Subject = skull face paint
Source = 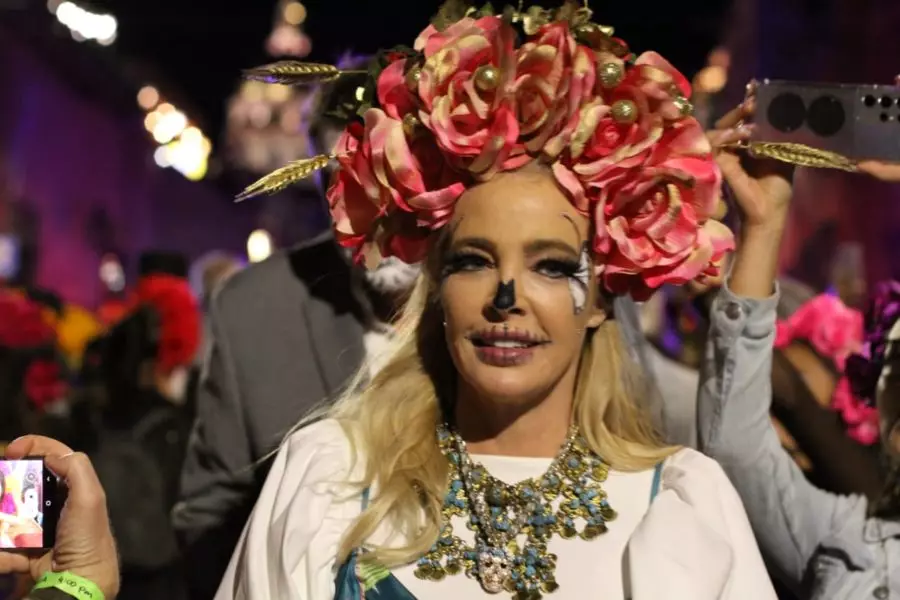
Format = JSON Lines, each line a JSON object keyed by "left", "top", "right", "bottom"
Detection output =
{"left": 493, "top": 280, "right": 516, "bottom": 311}
{"left": 568, "top": 243, "right": 591, "bottom": 314}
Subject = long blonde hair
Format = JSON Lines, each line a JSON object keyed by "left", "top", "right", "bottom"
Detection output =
{"left": 320, "top": 244, "right": 677, "bottom": 566}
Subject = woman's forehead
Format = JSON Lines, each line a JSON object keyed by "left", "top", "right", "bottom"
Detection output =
{"left": 449, "top": 176, "right": 589, "bottom": 244}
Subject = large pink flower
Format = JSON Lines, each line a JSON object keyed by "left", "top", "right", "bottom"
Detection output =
{"left": 557, "top": 119, "right": 732, "bottom": 300}
{"left": 775, "top": 294, "right": 864, "bottom": 370}
{"left": 327, "top": 121, "right": 385, "bottom": 255}
{"left": 326, "top": 110, "right": 467, "bottom": 261}
{"left": 377, "top": 57, "right": 419, "bottom": 120}
{"left": 414, "top": 16, "right": 525, "bottom": 179}
{"left": 513, "top": 23, "right": 596, "bottom": 160}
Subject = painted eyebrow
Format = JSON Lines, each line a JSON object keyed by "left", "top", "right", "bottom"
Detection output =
{"left": 560, "top": 213, "right": 586, "bottom": 248}
{"left": 448, "top": 236, "right": 579, "bottom": 257}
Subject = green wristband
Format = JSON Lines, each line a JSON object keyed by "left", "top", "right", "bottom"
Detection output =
{"left": 32, "top": 571, "right": 104, "bottom": 600}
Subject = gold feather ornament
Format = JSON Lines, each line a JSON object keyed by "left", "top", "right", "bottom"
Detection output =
{"left": 735, "top": 142, "right": 859, "bottom": 172}
{"left": 242, "top": 61, "right": 363, "bottom": 86}
{"left": 236, "top": 155, "right": 334, "bottom": 202}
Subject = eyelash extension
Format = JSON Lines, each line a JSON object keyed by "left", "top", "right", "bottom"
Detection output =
{"left": 441, "top": 251, "right": 492, "bottom": 278}
{"left": 535, "top": 258, "right": 580, "bottom": 278}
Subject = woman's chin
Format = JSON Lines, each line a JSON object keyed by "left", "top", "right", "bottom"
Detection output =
{"left": 459, "top": 364, "right": 553, "bottom": 405}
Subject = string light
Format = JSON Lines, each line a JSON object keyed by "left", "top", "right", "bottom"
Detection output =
{"left": 44, "top": 0, "right": 211, "bottom": 181}
{"left": 142, "top": 97, "right": 212, "bottom": 180}
{"left": 246, "top": 230, "right": 274, "bottom": 263}
{"left": 137, "top": 86, "right": 160, "bottom": 110}
{"left": 52, "top": 1, "right": 117, "bottom": 45}
{"left": 283, "top": 2, "right": 307, "bottom": 25}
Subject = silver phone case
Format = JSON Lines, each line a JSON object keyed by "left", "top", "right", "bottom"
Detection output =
{"left": 753, "top": 79, "right": 900, "bottom": 162}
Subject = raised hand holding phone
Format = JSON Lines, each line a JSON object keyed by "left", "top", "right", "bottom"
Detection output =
{"left": 0, "top": 437, "right": 118, "bottom": 600}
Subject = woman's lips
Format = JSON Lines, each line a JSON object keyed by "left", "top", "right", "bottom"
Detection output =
{"left": 468, "top": 327, "right": 549, "bottom": 367}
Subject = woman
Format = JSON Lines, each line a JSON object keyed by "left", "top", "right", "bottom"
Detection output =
{"left": 219, "top": 3, "right": 775, "bottom": 599}
{"left": 698, "top": 104, "right": 900, "bottom": 596}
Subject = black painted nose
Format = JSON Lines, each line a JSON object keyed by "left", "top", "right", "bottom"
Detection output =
{"left": 492, "top": 280, "right": 516, "bottom": 311}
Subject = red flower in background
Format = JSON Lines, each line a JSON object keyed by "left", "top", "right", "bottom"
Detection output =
{"left": 23, "top": 360, "right": 67, "bottom": 411}
{"left": 130, "top": 275, "right": 201, "bottom": 374}
{"left": 0, "top": 291, "right": 56, "bottom": 349}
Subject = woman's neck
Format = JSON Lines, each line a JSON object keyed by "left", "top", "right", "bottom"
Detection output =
{"left": 453, "top": 384, "right": 573, "bottom": 458}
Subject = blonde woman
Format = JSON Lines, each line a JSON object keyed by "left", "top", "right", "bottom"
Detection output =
{"left": 218, "top": 3, "right": 775, "bottom": 599}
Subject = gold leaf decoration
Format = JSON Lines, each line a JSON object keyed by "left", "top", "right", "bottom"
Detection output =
{"left": 745, "top": 142, "right": 858, "bottom": 172}
{"left": 242, "top": 61, "right": 350, "bottom": 86}
{"left": 431, "top": 0, "right": 473, "bottom": 31}
{"left": 236, "top": 155, "right": 333, "bottom": 202}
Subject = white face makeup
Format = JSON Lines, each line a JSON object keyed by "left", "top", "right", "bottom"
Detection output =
{"left": 568, "top": 243, "right": 591, "bottom": 315}
{"left": 364, "top": 256, "right": 421, "bottom": 295}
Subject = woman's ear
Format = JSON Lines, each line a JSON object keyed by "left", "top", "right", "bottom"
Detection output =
{"left": 586, "top": 292, "right": 611, "bottom": 329}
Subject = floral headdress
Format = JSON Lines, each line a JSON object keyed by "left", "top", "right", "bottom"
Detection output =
{"left": 846, "top": 280, "right": 900, "bottom": 408}
{"left": 239, "top": 0, "right": 733, "bottom": 300}
{"left": 129, "top": 274, "right": 201, "bottom": 375}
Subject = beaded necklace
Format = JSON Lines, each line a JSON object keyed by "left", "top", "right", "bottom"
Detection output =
{"left": 414, "top": 424, "right": 617, "bottom": 599}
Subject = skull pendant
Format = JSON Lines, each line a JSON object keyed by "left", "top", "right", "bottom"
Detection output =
{"left": 477, "top": 550, "right": 510, "bottom": 594}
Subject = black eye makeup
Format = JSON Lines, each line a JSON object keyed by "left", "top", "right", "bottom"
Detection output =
{"left": 534, "top": 257, "right": 581, "bottom": 279}
{"left": 441, "top": 251, "right": 494, "bottom": 278}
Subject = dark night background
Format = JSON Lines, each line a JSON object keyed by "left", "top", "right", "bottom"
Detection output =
{"left": 83, "top": 0, "right": 733, "bottom": 143}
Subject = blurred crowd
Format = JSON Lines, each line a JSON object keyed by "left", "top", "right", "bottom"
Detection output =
{"left": 0, "top": 249, "right": 242, "bottom": 599}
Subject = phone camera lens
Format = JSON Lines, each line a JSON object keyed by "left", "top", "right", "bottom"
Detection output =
{"left": 864, "top": 95, "right": 877, "bottom": 107}
{"left": 881, "top": 96, "right": 894, "bottom": 108}
{"left": 767, "top": 92, "right": 806, "bottom": 133}
{"left": 881, "top": 113, "right": 891, "bottom": 122}
{"left": 807, "top": 95, "right": 845, "bottom": 137}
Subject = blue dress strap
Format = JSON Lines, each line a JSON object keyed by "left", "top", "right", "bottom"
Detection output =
{"left": 649, "top": 462, "right": 663, "bottom": 503}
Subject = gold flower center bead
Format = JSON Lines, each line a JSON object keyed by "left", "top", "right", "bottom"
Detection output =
{"left": 611, "top": 99, "right": 638, "bottom": 124}
{"left": 474, "top": 65, "right": 500, "bottom": 92}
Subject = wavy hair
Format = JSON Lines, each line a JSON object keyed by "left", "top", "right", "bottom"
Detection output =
{"left": 300, "top": 230, "right": 678, "bottom": 567}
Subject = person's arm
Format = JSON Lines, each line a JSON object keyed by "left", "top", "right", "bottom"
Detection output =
{"left": 172, "top": 294, "right": 257, "bottom": 598}
{"left": 699, "top": 97, "right": 868, "bottom": 590}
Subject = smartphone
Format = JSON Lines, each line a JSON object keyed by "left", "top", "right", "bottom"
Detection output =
{"left": 0, "top": 459, "right": 60, "bottom": 550}
{"left": 753, "top": 79, "right": 900, "bottom": 162}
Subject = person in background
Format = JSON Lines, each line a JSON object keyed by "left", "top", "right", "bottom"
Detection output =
{"left": 698, "top": 87, "right": 900, "bottom": 596}
{"left": 172, "top": 54, "right": 422, "bottom": 599}
{"left": 82, "top": 250, "right": 200, "bottom": 600}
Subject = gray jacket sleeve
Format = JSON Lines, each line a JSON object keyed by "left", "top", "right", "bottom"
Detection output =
{"left": 698, "top": 282, "right": 865, "bottom": 587}
{"left": 173, "top": 295, "right": 256, "bottom": 541}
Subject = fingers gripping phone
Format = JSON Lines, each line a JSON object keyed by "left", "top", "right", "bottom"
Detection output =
{"left": 0, "top": 458, "right": 60, "bottom": 550}
{"left": 753, "top": 79, "right": 900, "bottom": 162}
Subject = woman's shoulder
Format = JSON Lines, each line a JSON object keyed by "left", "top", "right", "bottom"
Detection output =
{"left": 274, "top": 418, "right": 359, "bottom": 491}
{"left": 659, "top": 447, "right": 737, "bottom": 496}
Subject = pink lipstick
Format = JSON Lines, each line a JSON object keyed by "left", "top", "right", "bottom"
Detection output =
{"left": 467, "top": 327, "right": 550, "bottom": 367}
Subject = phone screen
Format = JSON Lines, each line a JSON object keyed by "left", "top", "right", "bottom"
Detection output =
{"left": 0, "top": 459, "right": 59, "bottom": 549}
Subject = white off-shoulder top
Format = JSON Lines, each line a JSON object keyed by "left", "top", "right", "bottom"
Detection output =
{"left": 216, "top": 420, "right": 776, "bottom": 600}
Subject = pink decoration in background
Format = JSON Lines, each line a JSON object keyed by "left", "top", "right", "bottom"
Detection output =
{"left": 775, "top": 293, "right": 877, "bottom": 445}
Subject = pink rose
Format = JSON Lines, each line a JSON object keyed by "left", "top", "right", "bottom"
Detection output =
{"left": 832, "top": 377, "right": 880, "bottom": 445}
{"left": 775, "top": 294, "right": 863, "bottom": 370}
{"left": 513, "top": 23, "right": 596, "bottom": 159}
{"left": 414, "top": 16, "right": 525, "bottom": 179}
{"left": 610, "top": 52, "right": 692, "bottom": 121}
{"left": 377, "top": 58, "right": 419, "bottom": 120}
{"left": 327, "top": 121, "right": 386, "bottom": 255}
{"left": 557, "top": 119, "right": 731, "bottom": 300}
{"left": 326, "top": 111, "right": 468, "bottom": 262}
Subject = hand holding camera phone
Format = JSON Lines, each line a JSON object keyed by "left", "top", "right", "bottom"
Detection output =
{"left": 0, "top": 437, "right": 119, "bottom": 600}
{"left": 753, "top": 78, "right": 900, "bottom": 164}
